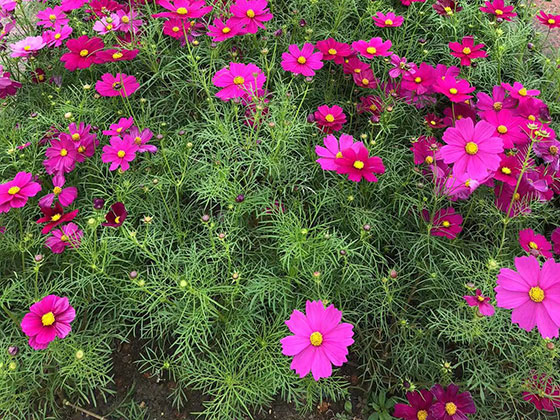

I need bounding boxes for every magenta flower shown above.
[315,38,353,65]
[315,134,356,171]
[95,73,139,97]
[449,36,487,66]
[0,172,42,213]
[441,118,503,179]
[43,134,78,175]
[523,374,560,412]
[36,6,69,28]
[20,295,75,350]
[481,109,526,149]
[0,68,21,98]
[152,0,212,20]
[314,105,346,133]
[102,202,127,227]
[496,256,560,339]
[38,175,78,208]
[335,142,385,182]
[537,11,560,28]
[93,16,119,34]
[10,36,46,58]
[534,138,560,170]
[433,0,462,16]
[114,10,143,33]
[342,56,369,76]
[429,384,476,420]
[410,135,442,165]
[393,389,433,420]
[422,207,463,239]
[281,43,324,77]
[357,95,383,121]
[352,37,392,59]
[464,289,495,316]
[103,117,134,136]
[476,85,518,113]
[552,227,560,255]
[434,77,475,103]
[480,0,516,20]
[102,136,139,171]
[502,81,540,100]
[60,35,104,71]
[42,25,73,48]
[401,62,435,95]
[126,127,157,153]
[212,62,265,101]
[280,300,354,381]
[388,54,417,79]
[60,0,88,11]
[36,202,79,234]
[372,12,403,27]
[45,222,83,254]
[353,68,377,89]
[207,18,242,42]
[228,0,273,34]
[494,154,521,186]
[518,229,553,258]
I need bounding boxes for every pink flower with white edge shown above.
[519,229,553,258]
[335,142,385,183]
[464,289,495,316]
[0,172,42,213]
[42,25,73,48]
[281,43,323,77]
[95,73,140,97]
[449,36,487,66]
[36,6,69,28]
[43,133,78,175]
[314,105,346,133]
[101,136,139,171]
[372,11,403,27]
[45,222,83,254]
[496,256,560,339]
[502,82,540,100]
[280,300,354,381]
[38,175,78,208]
[422,207,463,239]
[212,62,266,101]
[20,295,76,350]
[352,37,392,59]
[10,36,46,57]
[228,0,273,34]
[315,134,356,171]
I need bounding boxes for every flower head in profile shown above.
[280,300,354,381]
[518,229,553,258]
[45,222,83,254]
[422,207,463,239]
[10,36,46,57]
[335,142,385,183]
[281,43,323,77]
[102,202,127,227]
[228,0,273,34]
[429,384,476,419]
[393,389,433,420]
[372,12,403,27]
[212,62,265,101]
[38,175,77,208]
[315,38,353,64]
[21,295,75,350]
[0,172,42,213]
[480,0,517,21]
[536,10,559,28]
[523,374,560,412]
[101,136,139,171]
[95,73,140,97]
[352,37,392,59]
[449,36,487,66]
[410,135,442,165]
[464,289,495,316]
[36,202,79,234]
[315,134,356,171]
[314,105,346,133]
[496,256,560,338]
[60,35,104,71]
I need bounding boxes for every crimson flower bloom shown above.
[102,202,127,227]
[523,374,560,412]
[212,62,265,101]
[429,384,476,419]
[36,202,79,234]
[464,289,495,316]
[410,135,442,165]
[449,36,487,66]
[393,389,433,420]
[315,38,353,65]
[152,0,212,20]
[352,37,392,59]
[536,10,559,28]
[433,0,462,17]
[95,73,140,97]
[518,228,553,258]
[335,142,385,183]
[0,68,21,98]
[228,0,273,34]
[281,43,323,77]
[434,77,475,103]
[60,35,104,71]
[424,114,446,129]
[494,154,521,186]
[45,222,83,254]
[480,0,517,21]
[501,81,540,100]
[357,95,383,121]
[422,207,463,239]
[372,12,403,27]
[101,136,139,171]
[314,105,346,133]
[0,172,42,213]
[207,18,242,42]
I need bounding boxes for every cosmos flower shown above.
[95,73,140,97]
[401,62,435,95]
[152,0,212,20]
[101,136,139,171]
[212,62,265,101]
[36,202,79,234]
[501,82,540,100]
[464,289,495,316]
[388,54,417,79]
[114,9,143,33]
[315,38,353,64]
[0,67,21,98]
[43,134,78,175]
[45,222,83,254]
[494,154,521,186]
[103,117,134,136]
[523,374,560,412]
[393,389,434,420]
[93,15,120,35]
[434,77,475,103]
[207,18,242,42]
[60,35,104,71]
[42,25,73,48]
[433,0,462,17]
[481,109,526,148]
[429,384,476,420]
[228,0,273,34]
[480,0,517,21]
[10,36,46,58]
[38,175,78,208]
[36,6,69,28]
[352,37,392,59]
[281,43,324,77]
[518,229,553,258]
[476,85,518,113]
[448,36,487,66]
[422,207,463,239]
[102,202,127,227]
[372,12,403,27]
[314,105,346,133]
[335,142,385,182]
[536,10,559,28]
[0,172,42,213]
[410,135,442,165]
[124,126,157,153]
[315,134,356,171]
[280,300,354,381]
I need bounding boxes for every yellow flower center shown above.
[53,186,62,195]
[417,410,428,420]
[384,19,393,25]
[328,48,337,55]
[370,104,378,112]
[79,49,89,57]
[41,312,55,326]
[462,47,471,55]
[71,133,80,141]
[8,186,20,195]
[121,16,130,23]
[497,125,508,134]
[361,78,369,85]
[116,127,123,133]
[39,75,45,81]
[528,115,536,121]
[335,151,343,158]
[529,241,539,250]
[513,192,520,200]
[353,160,365,169]
[78,146,85,153]
[501,167,511,175]
[414,77,422,83]
[442,220,451,228]
[445,402,457,416]
[449,88,458,94]
[325,114,335,123]
[297,56,307,64]
[60,148,68,157]
[529,286,545,303]
[114,216,121,224]
[495,9,503,15]
[172,26,180,32]
[117,150,126,158]
[493,102,502,111]
[54,33,61,39]
[106,24,113,30]
[548,18,556,24]
[550,146,558,155]
[24,45,31,51]
[222,26,231,33]
[354,68,361,73]
[61,235,69,241]
[518,88,527,96]
[112,52,123,59]
[366,46,377,55]
[51,214,62,222]
[49,14,57,20]
[444,6,452,12]
[176,7,188,14]
[246,9,255,18]
[135,136,142,145]
[309,331,323,346]
[457,115,463,119]
[477,295,485,302]
[465,142,478,155]
[425,156,434,164]
[233,76,245,85]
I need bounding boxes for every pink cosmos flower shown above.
[480,0,517,21]
[401,62,435,95]
[536,10,560,28]
[314,105,346,133]
[10,36,46,58]
[496,256,560,339]
[476,85,518,113]
[357,95,383,122]
[281,43,323,77]
[61,0,88,11]
[352,37,392,59]
[518,229,553,258]
[342,56,369,76]
[393,389,433,420]
[422,207,463,239]
[494,154,521,186]
[114,10,143,33]
[42,25,73,48]
[101,136,139,171]
[442,103,476,127]
[60,35,104,71]
[39,175,77,208]
[481,109,526,148]
[315,134,356,171]
[207,18,242,42]
[229,0,273,34]
[212,62,265,101]
[103,116,134,136]
[429,384,476,419]
[534,138,560,170]
[449,36,487,66]
[0,68,21,98]
[152,0,212,20]
[372,12,403,27]
[434,77,475,103]
[36,6,69,28]
[441,118,503,179]
[388,54,417,79]
[464,289,495,316]
[335,142,385,182]
[425,114,446,129]
[552,227,560,255]
[95,48,139,64]
[502,82,540,100]
[523,374,560,412]
[410,135,442,165]
[0,172,42,213]
[45,222,83,254]
[125,127,157,153]
[315,38,353,65]
[43,134,78,175]
[280,300,354,381]
[353,68,377,89]
[95,73,140,97]
[93,16,119,34]
[20,295,75,350]
[36,202,79,234]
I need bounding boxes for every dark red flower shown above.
[429,384,476,419]
[102,202,127,227]
[36,202,79,234]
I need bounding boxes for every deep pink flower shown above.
[42,25,73,48]
[280,300,354,381]
[502,82,540,100]
[20,295,75,350]
[315,134,356,171]
[37,6,68,28]
[523,374,560,412]
[476,85,518,114]
[125,127,157,153]
[393,389,433,420]
[410,135,442,165]
[536,10,559,28]
[494,154,521,186]
[207,18,242,42]
[10,36,46,58]
[43,134,78,175]
[434,77,475,103]
[425,114,446,129]
[212,62,265,101]
[45,222,83,254]
[38,175,77,208]
[353,67,377,89]
[518,229,553,258]
[357,96,383,121]
[314,105,346,133]
[552,227,560,255]
[449,36,487,66]
[152,0,212,20]
[401,62,435,95]
[422,207,463,239]
[60,35,104,71]
[534,138,560,170]
[429,384,476,420]
[315,38,353,65]
[103,117,134,136]
[496,256,560,339]
[0,172,42,213]
[481,109,526,148]
[372,12,403,27]
[87,0,122,17]
[101,136,139,171]
[342,56,369,76]
[163,19,190,40]
[36,202,79,234]
[95,73,139,97]
[281,43,323,77]
[335,142,385,182]
[60,0,88,11]
[442,103,476,127]
[388,54,417,79]
[102,202,127,227]
[95,48,138,64]
[0,68,21,98]
[228,0,273,34]
[464,289,495,316]
[494,180,533,217]
[441,118,503,179]
[480,0,517,21]
[352,37,392,59]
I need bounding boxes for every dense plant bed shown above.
[1,0,560,418]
